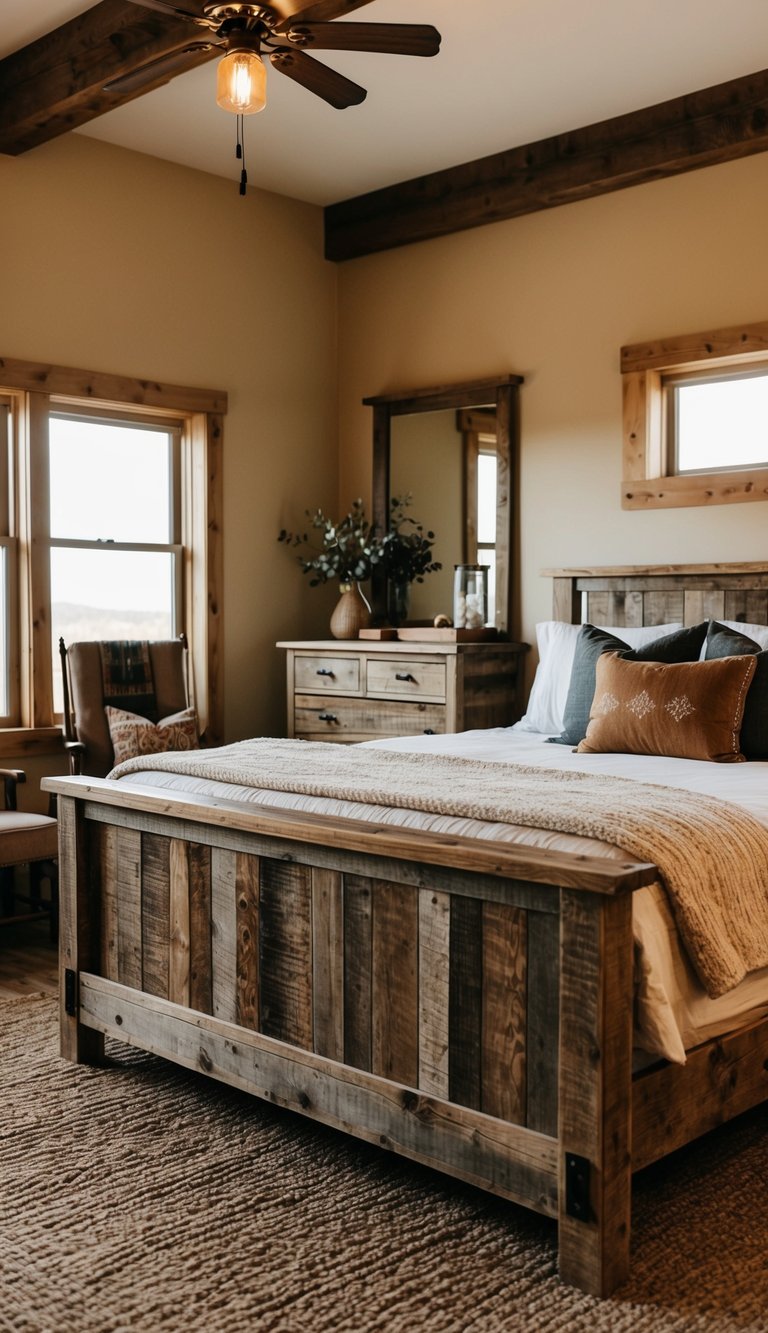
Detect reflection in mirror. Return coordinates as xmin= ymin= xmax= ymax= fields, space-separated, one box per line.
xmin=365 ymin=375 xmax=521 ymax=634
xmin=390 ymin=407 xmax=499 ymax=622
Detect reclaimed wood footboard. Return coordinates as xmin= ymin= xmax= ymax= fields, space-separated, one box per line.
xmin=43 ymin=775 xmax=659 ymax=1296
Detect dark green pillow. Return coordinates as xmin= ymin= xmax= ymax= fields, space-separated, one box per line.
xmin=550 ymin=621 xmax=709 ymax=746
xmin=705 ymin=621 xmax=768 ymax=760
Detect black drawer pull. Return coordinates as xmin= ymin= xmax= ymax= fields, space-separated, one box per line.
xmin=395 ymin=672 xmax=416 ymax=683
xmin=316 ymin=667 xmax=335 ymax=677
xmin=317 ymin=712 xmax=338 ymax=723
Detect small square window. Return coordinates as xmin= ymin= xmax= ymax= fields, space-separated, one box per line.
xmin=667 ymin=368 xmax=768 ymax=475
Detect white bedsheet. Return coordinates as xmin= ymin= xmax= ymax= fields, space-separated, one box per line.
xmin=113 ymin=728 xmax=768 ymax=1065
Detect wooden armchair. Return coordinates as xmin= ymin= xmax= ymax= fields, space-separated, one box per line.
xmin=59 ymin=636 xmax=192 ymax=777
xmin=0 ymin=768 xmax=59 ymax=939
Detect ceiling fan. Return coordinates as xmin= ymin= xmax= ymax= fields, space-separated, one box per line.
xmin=108 ymin=2 xmax=441 ymax=114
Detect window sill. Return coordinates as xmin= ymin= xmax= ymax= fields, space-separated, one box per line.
xmin=0 ymin=727 xmax=64 ymax=757
xmin=622 ymin=468 xmax=768 ymax=510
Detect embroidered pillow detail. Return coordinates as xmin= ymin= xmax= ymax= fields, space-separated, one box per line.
xmin=106 ymin=705 xmax=200 ymax=766
xmin=576 ymin=653 xmax=756 ymax=762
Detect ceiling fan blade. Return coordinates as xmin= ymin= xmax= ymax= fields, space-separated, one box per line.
xmin=283 ymin=22 xmax=440 ymax=57
xmin=271 ymin=1 xmax=377 ymax=30
xmin=121 ymin=0 xmax=218 ymax=28
xmin=103 ymin=41 xmax=219 ymax=94
xmin=270 ymin=48 xmax=366 ymax=108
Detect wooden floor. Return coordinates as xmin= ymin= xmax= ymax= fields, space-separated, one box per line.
xmin=0 ymin=917 xmax=58 ymax=998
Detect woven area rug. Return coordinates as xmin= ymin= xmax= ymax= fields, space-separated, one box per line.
xmin=1 ymin=996 xmax=766 ymax=1332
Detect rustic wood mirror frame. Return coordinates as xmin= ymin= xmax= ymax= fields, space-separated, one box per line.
xmin=364 ymin=374 xmax=523 ymax=635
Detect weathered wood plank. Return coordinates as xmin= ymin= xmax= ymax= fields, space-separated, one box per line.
xmin=0 ymin=355 xmax=226 ymax=418
xmin=643 ymin=590 xmax=684 ymax=626
xmin=325 ymin=68 xmax=768 ymax=260
xmin=418 ymin=889 xmax=450 ymax=1098
xmin=141 ymin=832 xmax=169 ymax=999
xmin=95 ymin=822 xmax=118 ymax=983
xmin=723 ymin=590 xmax=768 ymax=624
xmin=0 ymin=3 xmax=220 ymax=157
xmin=683 ymin=590 xmax=725 ymax=625
xmin=481 ymin=902 xmax=527 ymax=1124
xmin=188 ymin=843 xmax=212 ymax=1015
xmin=80 ymin=797 xmax=580 ymax=909
xmin=60 ymin=799 xmax=104 ymax=1064
xmin=235 ymin=853 xmax=260 ymax=1031
xmin=79 ymin=972 xmax=560 ymax=1219
xmin=210 ymin=847 xmax=237 ymax=1024
xmin=372 ymin=881 xmax=418 ymax=1087
xmin=344 ymin=874 xmax=372 ymax=1071
xmin=449 ymin=896 xmax=483 ymax=1110
xmin=622 ymin=320 xmax=768 ymax=373
xmin=632 ymin=1015 xmax=768 ymax=1170
xmin=47 ymin=779 xmax=656 ymax=898
xmin=311 ymin=867 xmax=344 ymax=1061
xmin=526 ymin=911 xmax=560 ymax=1138
xmin=558 ymin=892 xmax=633 ymax=1297
xmin=169 ymin=839 xmax=190 ymax=1008
xmin=116 ymin=826 xmax=142 ymax=991
xmin=260 ymin=859 xmax=313 ymax=1050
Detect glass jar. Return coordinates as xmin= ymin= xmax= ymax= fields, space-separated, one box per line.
xmin=453 ymin=564 xmax=489 ymax=629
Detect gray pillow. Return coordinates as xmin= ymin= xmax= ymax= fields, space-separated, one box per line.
xmin=550 ymin=621 xmax=709 ymax=746
xmin=705 ymin=621 xmax=768 ymax=760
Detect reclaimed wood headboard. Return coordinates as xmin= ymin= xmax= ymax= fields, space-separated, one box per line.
xmin=542 ymin=562 xmax=768 ymax=628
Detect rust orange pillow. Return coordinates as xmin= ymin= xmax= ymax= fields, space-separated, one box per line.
xmin=576 ymin=652 xmax=756 ymax=762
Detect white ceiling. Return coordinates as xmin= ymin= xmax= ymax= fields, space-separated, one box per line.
xmin=4 ymin=0 xmax=768 ymax=204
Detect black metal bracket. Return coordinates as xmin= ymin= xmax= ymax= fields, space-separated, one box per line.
xmin=64 ymin=968 xmax=77 ymax=1017
xmin=565 ymin=1152 xmax=592 ymax=1222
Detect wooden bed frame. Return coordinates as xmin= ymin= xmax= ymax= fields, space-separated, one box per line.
xmin=45 ymin=562 xmax=768 ymax=1298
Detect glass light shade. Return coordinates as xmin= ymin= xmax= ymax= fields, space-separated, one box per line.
xmin=216 ymin=48 xmax=267 ymax=114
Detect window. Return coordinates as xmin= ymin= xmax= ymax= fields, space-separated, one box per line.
xmin=48 ymin=411 xmax=182 ymax=711
xmin=621 ymin=319 xmax=768 ymax=509
xmin=0 ymin=398 xmax=17 ymax=726
xmin=476 ymin=449 xmax=497 ymax=620
xmin=0 ymin=358 xmax=225 ymax=749
xmin=459 ymin=407 xmax=498 ymax=622
xmin=667 ymin=368 xmax=768 ymax=475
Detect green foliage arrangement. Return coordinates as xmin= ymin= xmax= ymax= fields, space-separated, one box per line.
xmin=277 ymin=495 xmax=441 ymax=587
xmin=278 ymin=498 xmax=382 ymax=586
xmin=379 ymin=495 xmax=442 ymax=585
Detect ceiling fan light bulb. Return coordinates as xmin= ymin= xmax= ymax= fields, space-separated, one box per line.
xmin=216 ymin=49 xmax=266 ymax=115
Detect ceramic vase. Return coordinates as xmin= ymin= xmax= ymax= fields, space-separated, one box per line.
xmin=330 ymin=582 xmax=371 ymax=639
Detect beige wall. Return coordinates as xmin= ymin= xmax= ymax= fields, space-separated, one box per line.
xmin=0 ymin=133 xmax=338 ymax=807
xmin=4 ymin=134 xmax=768 ymax=808
xmin=336 ymin=153 xmax=768 ymax=692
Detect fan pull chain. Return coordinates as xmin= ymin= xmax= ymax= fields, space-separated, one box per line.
xmin=236 ymin=114 xmax=248 ymax=196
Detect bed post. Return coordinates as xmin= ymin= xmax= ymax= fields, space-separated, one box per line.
xmin=557 ymin=889 xmax=633 ymax=1296
xmin=59 ymin=795 xmax=104 ymax=1065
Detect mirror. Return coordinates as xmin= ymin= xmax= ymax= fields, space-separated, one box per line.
xmin=364 ymin=375 xmax=522 ymax=634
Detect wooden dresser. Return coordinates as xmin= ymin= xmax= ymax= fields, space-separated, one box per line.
xmin=278 ymin=640 xmax=528 ymax=743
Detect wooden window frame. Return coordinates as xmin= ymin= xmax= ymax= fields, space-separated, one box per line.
xmin=621 ymin=320 xmax=768 ymax=510
xmin=0 ymin=357 xmax=226 ymax=753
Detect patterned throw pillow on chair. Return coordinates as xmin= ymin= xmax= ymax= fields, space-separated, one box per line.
xmin=105 ymin=705 xmax=200 ymax=766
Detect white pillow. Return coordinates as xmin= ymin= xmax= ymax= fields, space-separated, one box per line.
xmin=517 ymin=620 xmax=685 ymax=735
xmin=716 ymin=619 xmax=768 ymax=651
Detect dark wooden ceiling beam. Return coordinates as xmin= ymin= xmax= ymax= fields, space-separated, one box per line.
xmin=0 ymin=1 xmax=218 ymax=156
xmin=324 ymin=67 xmax=768 ymax=262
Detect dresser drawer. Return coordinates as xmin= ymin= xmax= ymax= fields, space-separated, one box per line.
xmin=365 ymin=657 xmax=446 ymax=702
xmin=294 ymin=694 xmax=445 ymax=743
xmin=293 ymin=654 xmax=361 ymax=694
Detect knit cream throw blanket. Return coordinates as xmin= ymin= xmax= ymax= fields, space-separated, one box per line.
xmin=111 ymin=739 xmax=768 ymax=999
